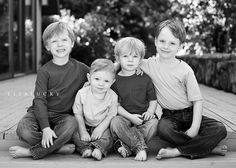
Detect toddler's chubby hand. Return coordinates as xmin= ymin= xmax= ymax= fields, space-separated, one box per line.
xmin=142 ymin=112 xmax=155 ymax=121
xmin=130 ymin=114 xmax=143 ymax=125
xmin=81 ymin=131 xmax=91 ymax=142
xmin=91 ymin=127 xmax=103 ymax=141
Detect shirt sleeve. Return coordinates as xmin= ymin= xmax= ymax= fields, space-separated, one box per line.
xmin=107 ymin=93 xmax=118 ymax=117
xmin=33 ymin=68 xmax=50 ymax=130
xmin=185 ymin=69 xmax=203 ymax=101
xmin=146 ymin=76 xmax=157 ymax=101
xmin=72 ymin=91 xmax=83 ymax=116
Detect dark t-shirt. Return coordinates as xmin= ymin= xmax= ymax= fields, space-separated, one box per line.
xmin=29 ymin=58 xmax=89 ymax=129
xmin=112 ymin=73 xmax=156 ymax=115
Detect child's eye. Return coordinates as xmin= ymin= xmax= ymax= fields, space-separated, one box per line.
xmin=104 ymin=80 xmax=110 ymax=83
xmin=51 ymin=40 xmax=57 ymax=43
xmin=170 ymin=42 xmax=176 ymax=45
xmin=94 ymin=78 xmax=99 ymax=81
xmin=133 ymin=55 xmax=139 ymax=58
xmin=62 ymin=39 xmax=68 ymax=41
xmin=159 ymin=39 xmax=165 ymax=43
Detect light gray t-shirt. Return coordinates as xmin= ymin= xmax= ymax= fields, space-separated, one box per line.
xmin=73 ymin=86 xmax=118 ymax=127
xmin=140 ymin=56 xmax=203 ymax=110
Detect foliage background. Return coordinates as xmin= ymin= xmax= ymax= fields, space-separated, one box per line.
xmin=41 ymin=0 xmax=236 ymax=66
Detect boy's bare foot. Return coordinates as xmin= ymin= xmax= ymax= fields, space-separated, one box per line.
xmin=118 ymin=146 xmax=129 ymax=158
xmin=92 ymin=148 xmax=102 ymax=161
xmin=82 ymin=148 xmax=93 ymax=158
xmin=9 ymin=146 xmax=31 ymax=158
xmin=156 ymin=148 xmax=180 ymax=160
xmin=211 ymin=145 xmax=227 ymax=156
xmin=134 ymin=150 xmax=147 ymax=161
xmin=56 ymin=144 xmax=75 ymax=154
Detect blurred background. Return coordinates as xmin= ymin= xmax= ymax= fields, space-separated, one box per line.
xmin=0 ymin=0 xmax=236 ymax=93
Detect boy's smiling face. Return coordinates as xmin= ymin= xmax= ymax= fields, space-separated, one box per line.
xmin=45 ymin=31 xmax=74 ymax=60
xmin=87 ymin=70 xmax=115 ymax=95
xmin=155 ymin=27 xmax=181 ymax=60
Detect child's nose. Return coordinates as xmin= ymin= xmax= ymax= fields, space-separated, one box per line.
xmin=57 ymin=40 xmax=63 ymax=46
xmin=98 ymin=81 xmax=104 ymax=86
xmin=128 ymin=56 xmax=133 ymax=61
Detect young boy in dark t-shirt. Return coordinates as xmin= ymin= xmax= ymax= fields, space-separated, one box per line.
xmin=9 ymin=22 xmax=89 ymax=159
xmin=110 ymin=37 xmax=158 ymax=161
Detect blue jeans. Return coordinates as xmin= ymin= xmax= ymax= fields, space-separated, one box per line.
xmin=72 ymin=127 xmax=113 ymax=157
xmin=110 ymin=115 xmax=158 ymax=155
xmin=16 ymin=110 xmax=77 ymax=160
xmin=158 ymin=108 xmax=227 ymax=159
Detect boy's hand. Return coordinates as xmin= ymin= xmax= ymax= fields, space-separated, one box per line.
xmin=81 ymin=131 xmax=91 ymax=142
xmin=135 ymin=67 xmax=143 ymax=76
xmin=130 ymin=114 xmax=143 ymax=125
xmin=142 ymin=111 xmax=155 ymax=121
xmin=185 ymin=127 xmax=199 ymax=138
xmin=91 ymin=127 xmax=103 ymax=141
xmin=42 ymin=127 xmax=57 ymax=148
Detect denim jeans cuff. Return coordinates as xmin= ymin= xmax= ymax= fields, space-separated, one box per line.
xmin=91 ymin=142 xmax=107 ymax=157
xmin=114 ymin=139 xmax=132 ymax=156
xmin=133 ymin=143 xmax=148 ymax=154
xmin=30 ymin=145 xmax=42 ymax=160
xmin=79 ymin=146 xmax=93 ymax=155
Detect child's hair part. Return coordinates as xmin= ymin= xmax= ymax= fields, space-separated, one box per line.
xmin=90 ymin=59 xmax=116 ymax=78
xmin=42 ymin=21 xmax=76 ymax=46
xmin=114 ymin=37 xmax=145 ymax=59
xmin=155 ymin=19 xmax=186 ymax=44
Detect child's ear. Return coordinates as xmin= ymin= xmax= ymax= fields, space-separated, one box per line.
xmin=86 ymin=73 xmax=90 ymax=83
xmin=71 ymin=42 xmax=75 ymax=48
xmin=115 ymin=55 xmax=120 ymax=63
xmin=45 ymin=45 xmax=50 ymax=51
xmin=154 ymin=38 xmax=158 ymax=48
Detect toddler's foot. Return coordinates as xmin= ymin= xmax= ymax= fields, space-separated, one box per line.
xmin=56 ymin=144 xmax=75 ymax=154
xmin=211 ymin=145 xmax=227 ymax=156
xmin=92 ymin=148 xmax=102 ymax=161
xmin=134 ymin=150 xmax=147 ymax=161
xmin=9 ymin=146 xmax=31 ymax=158
xmin=118 ymin=146 xmax=129 ymax=158
xmin=156 ymin=148 xmax=180 ymax=160
xmin=82 ymin=148 xmax=92 ymax=158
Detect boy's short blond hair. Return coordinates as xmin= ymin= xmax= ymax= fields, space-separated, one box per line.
xmin=155 ymin=19 xmax=186 ymax=44
xmin=42 ymin=22 xmax=76 ymax=47
xmin=90 ymin=59 xmax=116 ymax=78
xmin=114 ymin=37 xmax=145 ymax=59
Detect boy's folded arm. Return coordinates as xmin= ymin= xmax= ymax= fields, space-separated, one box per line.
xmin=146 ymin=100 xmax=157 ymax=114
xmin=72 ymin=94 xmax=88 ymax=136
xmin=185 ymin=100 xmax=203 ymax=138
xmin=33 ymin=70 xmax=50 ymax=130
xmin=117 ymin=105 xmax=134 ymax=120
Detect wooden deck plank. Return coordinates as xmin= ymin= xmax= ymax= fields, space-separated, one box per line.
xmin=0 ymin=75 xmax=236 ymax=150
xmin=0 ymin=150 xmax=236 ymax=168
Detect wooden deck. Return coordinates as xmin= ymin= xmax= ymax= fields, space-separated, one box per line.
xmin=0 ymin=74 xmax=236 ymax=167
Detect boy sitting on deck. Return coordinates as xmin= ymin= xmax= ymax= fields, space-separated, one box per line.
xmin=9 ymin=22 xmax=89 ymax=159
xmin=139 ymin=19 xmax=227 ymax=159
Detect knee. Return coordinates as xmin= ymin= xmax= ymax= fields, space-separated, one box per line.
xmin=148 ymin=118 xmax=159 ymax=128
xmin=16 ymin=122 xmax=35 ymax=142
xmin=63 ymin=116 xmax=78 ymax=132
xmin=110 ymin=116 xmax=124 ymax=131
xmin=158 ymin=119 xmax=174 ymax=138
xmin=216 ymin=122 xmax=227 ymax=138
